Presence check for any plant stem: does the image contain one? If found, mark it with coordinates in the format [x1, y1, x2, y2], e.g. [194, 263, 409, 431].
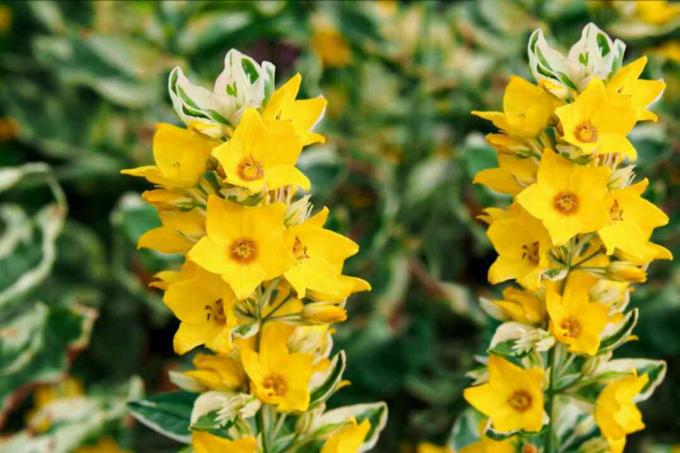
[258, 409, 269, 453]
[544, 343, 558, 453]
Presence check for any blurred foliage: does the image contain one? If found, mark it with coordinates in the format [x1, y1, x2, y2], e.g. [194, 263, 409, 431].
[0, 0, 678, 451]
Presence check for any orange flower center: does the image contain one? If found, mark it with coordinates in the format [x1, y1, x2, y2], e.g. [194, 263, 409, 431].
[553, 192, 579, 215]
[507, 390, 532, 412]
[610, 200, 624, 221]
[262, 373, 287, 397]
[237, 156, 264, 181]
[574, 121, 598, 143]
[521, 241, 540, 266]
[293, 237, 309, 260]
[230, 238, 257, 263]
[560, 316, 582, 338]
[204, 299, 226, 324]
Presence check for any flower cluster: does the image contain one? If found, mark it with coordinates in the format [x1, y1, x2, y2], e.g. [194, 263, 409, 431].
[124, 50, 386, 453]
[457, 24, 670, 453]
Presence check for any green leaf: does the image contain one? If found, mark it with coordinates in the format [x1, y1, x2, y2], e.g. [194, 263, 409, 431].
[310, 351, 346, 407]
[0, 302, 96, 418]
[1, 378, 141, 452]
[127, 391, 197, 443]
[449, 407, 485, 450]
[598, 308, 638, 353]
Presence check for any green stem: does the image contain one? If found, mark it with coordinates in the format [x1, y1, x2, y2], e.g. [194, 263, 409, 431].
[258, 409, 269, 453]
[544, 344, 559, 453]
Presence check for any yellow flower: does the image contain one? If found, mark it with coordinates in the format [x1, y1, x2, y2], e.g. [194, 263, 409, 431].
[653, 40, 680, 63]
[474, 138, 537, 196]
[284, 207, 359, 298]
[546, 274, 610, 356]
[241, 323, 314, 412]
[184, 353, 245, 392]
[607, 57, 665, 122]
[417, 443, 454, 453]
[74, 437, 132, 453]
[635, 0, 680, 25]
[0, 6, 11, 33]
[211, 108, 310, 192]
[472, 76, 560, 138]
[312, 24, 352, 68]
[32, 377, 83, 410]
[492, 287, 545, 325]
[595, 371, 649, 453]
[459, 435, 515, 453]
[192, 432, 257, 453]
[263, 74, 327, 146]
[187, 195, 295, 300]
[517, 149, 611, 246]
[28, 377, 84, 432]
[555, 78, 638, 159]
[598, 179, 672, 263]
[163, 262, 238, 354]
[486, 204, 551, 290]
[321, 418, 371, 453]
[137, 209, 204, 254]
[463, 355, 544, 432]
[121, 124, 216, 188]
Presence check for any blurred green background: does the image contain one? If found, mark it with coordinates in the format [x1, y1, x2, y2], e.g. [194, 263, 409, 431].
[0, 1, 678, 451]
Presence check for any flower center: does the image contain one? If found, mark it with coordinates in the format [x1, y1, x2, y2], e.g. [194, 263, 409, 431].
[204, 299, 226, 324]
[610, 200, 624, 221]
[507, 390, 532, 412]
[574, 121, 598, 143]
[236, 156, 264, 181]
[560, 316, 582, 338]
[521, 241, 540, 266]
[293, 237, 308, 260]
[262, 373, 287, 397]
[553, 192, 579, 215]
[229, 238, 257, 263]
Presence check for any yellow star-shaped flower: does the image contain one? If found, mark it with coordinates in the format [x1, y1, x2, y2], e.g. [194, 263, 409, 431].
[607, 56, 665, 122]
[161, 262, 238, 355]
[321, 418, 371, 453]
[517, 149, 611, 246]
[263, 73, 327, 146]
[472, 76, 561, 138]
[463, 355, 544, 432]
[212, 108, 310, 193]
[192, 432, 256, 453]
[546, 273, 611, 356]
[187, 195, 295, 299]
[598, 178, 672, 263]
[241, 323, 314, 412]
[121, 123, 216, 188]
[486, 204, 551, 290]
[595, 371, 649, 453]
[284, 207, 360, 298]
[555, 78, 638, 159]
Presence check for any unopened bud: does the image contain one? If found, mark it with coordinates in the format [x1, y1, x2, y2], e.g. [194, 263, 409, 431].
[606, 262, 647, 283]
[302, 302, 347, 324]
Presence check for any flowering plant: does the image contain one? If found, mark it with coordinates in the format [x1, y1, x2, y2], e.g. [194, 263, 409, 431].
[124, 49, 387, 452]
[454, 23, 670, 453]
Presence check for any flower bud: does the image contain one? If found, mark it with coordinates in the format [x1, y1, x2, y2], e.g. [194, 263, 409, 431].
[302, 302, 347, 324]
[606, 262, 647, 283]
